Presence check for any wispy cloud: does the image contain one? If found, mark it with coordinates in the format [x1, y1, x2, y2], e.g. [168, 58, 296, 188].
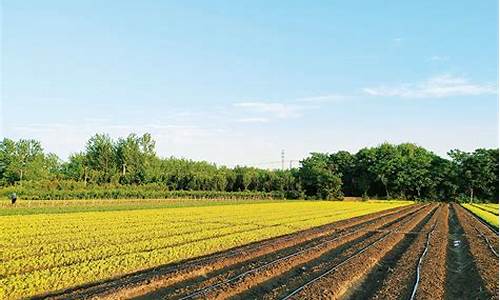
[392, 37, 403, 45]
[236, 117, 269, 123]
[232, 93, 349, 121]
[363, 75, 497, 98]
[429, 55, 450, 61]
[295, 94, 349, 103]
[233, 102, 307, 119]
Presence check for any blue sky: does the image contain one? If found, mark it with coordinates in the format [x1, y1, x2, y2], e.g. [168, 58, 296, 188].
[1, 1, 498, 167]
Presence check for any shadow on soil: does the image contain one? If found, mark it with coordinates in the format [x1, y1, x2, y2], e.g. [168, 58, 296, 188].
[345, 206, 437, 300]
[445, 205, 490, 300]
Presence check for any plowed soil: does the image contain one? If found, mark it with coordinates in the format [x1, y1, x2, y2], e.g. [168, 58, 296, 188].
[453, 203, 499, 300]
[40, 202, 499, 300]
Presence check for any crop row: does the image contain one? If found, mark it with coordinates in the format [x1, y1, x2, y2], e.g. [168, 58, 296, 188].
[1, 206, 391, 274]
[462, 203, 499, 228]
[0, 200, 410, 299]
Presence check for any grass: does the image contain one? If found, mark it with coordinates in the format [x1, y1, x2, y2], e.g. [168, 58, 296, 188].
[0, 199, 411, 299]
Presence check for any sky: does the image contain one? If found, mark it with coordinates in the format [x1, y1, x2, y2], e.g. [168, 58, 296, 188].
[1, 1, 498, 168]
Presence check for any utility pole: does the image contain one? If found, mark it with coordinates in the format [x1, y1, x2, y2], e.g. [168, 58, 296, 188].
[281, 149, 285, 171]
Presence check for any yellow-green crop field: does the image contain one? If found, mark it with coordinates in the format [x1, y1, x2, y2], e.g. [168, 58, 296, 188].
[472, 203, 499, 215]
[0, 199, 411, 299]
[462, 203, 499, 229]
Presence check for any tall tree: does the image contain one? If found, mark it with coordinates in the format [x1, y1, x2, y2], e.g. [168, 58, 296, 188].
[299, 153, 343, 199]
[85, 134, 117, 183]
[329, 151, 355, 196]
[116, 133, 156, 184]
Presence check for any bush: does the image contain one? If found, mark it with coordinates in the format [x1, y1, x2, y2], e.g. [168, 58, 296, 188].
[0, 180, 281, 200]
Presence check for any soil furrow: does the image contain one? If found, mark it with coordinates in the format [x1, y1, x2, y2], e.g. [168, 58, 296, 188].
[413, 203, 449, 300]
[41, 204, 419, 300]
[452, 203, 498, 299]
[361, 204, 445, 300]
[149, 204, 430, 300]
[231, 204, 437, 300]
[445, 204, 490, 299]
[274, 203, 438, 300]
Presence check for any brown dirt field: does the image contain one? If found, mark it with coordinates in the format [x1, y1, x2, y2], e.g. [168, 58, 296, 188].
[44, 204, 420, 300]
[200, 205, 432, 300]
[368, 204, 445, 300]
[133, 204, 429, 299]
[445, 204, 490, 300]
[273, 203, 439, 300]
[45, 203, 499, 300]
[413, 203, 449, 300]
[453, 203, 499, 299]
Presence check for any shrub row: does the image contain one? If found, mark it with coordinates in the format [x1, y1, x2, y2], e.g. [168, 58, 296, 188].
[0, 181, 284, 200]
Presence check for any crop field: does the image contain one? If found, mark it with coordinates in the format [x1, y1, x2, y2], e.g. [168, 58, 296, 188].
[462, 203, 499, 229]
[0, 199, 410, 299]
[1, 200, 498, 300]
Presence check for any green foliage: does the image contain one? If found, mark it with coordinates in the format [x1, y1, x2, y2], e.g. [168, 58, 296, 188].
[298, 153, 343, 200]
[0, 134, 498, 202]
[0, 138, 58, 185]
[0, 200, 410, 299]
[0, 180, 281, 200]
[449, 148, 498, 202]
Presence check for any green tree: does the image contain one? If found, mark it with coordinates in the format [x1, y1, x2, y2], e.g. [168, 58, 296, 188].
[0, 138, 55, 184]
[450, 149, 499, 202]
[61, 152, 88, 183]
[352, 147, 376, 197]
[370, 143, 398, 198]
[116, 133, 156, 184]
[299, 153, 342, 199]
[329, 151, 355, 196]
[85, 134, 117, 183]
[393, 144, 434, 199]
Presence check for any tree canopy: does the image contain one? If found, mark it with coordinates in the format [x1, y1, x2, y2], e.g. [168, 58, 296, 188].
[0, 134, 497, 202]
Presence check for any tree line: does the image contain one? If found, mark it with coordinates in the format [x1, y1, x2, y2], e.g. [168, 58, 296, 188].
[0, 133, 497, 202]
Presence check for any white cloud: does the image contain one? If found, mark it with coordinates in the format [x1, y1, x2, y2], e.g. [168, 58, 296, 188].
[295, 94, 349, 103]
[429, 55, 450, 61]
[232, 94, 351, 121]
[363, 75, 497, 98]
[8, 122, 225, 159]
[233, 102, 306, 119]
[392, 37, 403, 44]
[236, 118, 270, 123]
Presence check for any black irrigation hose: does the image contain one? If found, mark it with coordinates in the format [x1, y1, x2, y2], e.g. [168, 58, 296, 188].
[409, 222, 437, 300]
[279, 206, 433, 300]
[178, 229, 359, 300]
[178, 205, 428, 300]
[38, 205, 421, 300]
[462, 205, 499, 236]
[473, 225, 499, 258]
[280, 233, 391, 300]
[460, 205, 499, 257]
